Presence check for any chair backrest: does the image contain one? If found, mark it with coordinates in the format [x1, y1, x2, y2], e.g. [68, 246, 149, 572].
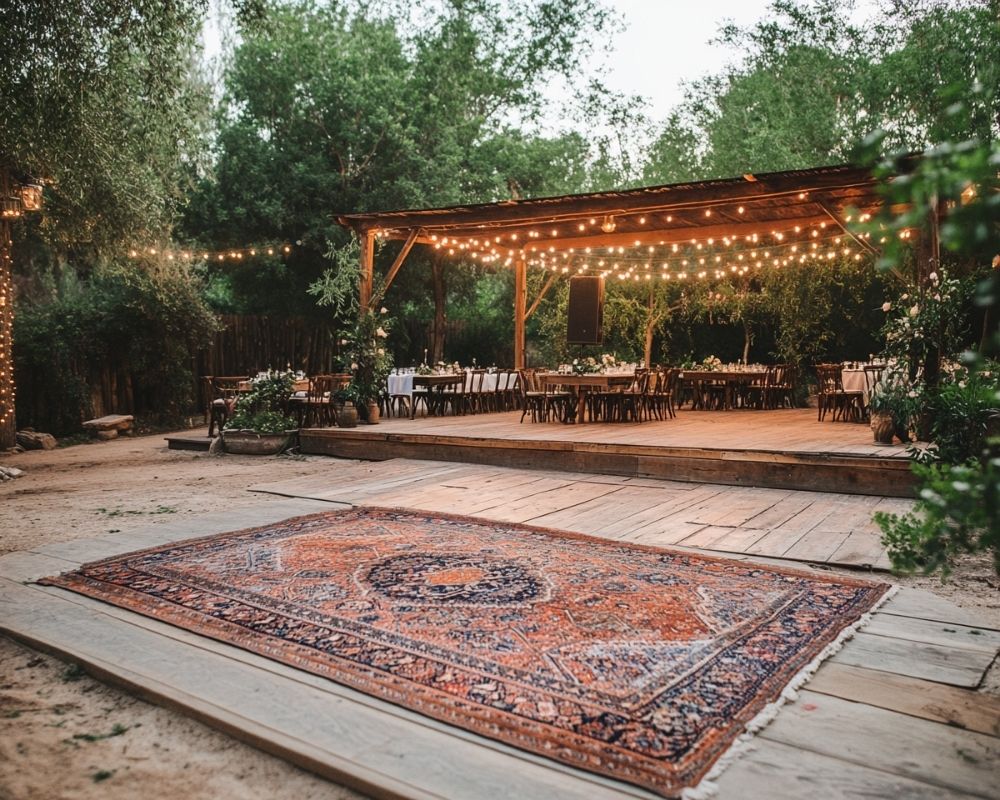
[815, 364, 843, 393]
[308, 374, 337, 400]
[505, 370, 520, 394]
[469, 368, 486, 393]
[518, 368, 537, 395]
[862, 365, 883, 395]
[660, 367, 681, 394]
[633, 369, 650, 394]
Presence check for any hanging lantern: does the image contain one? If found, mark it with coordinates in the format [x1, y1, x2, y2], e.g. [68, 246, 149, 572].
[0, 196, 21, 218]
[600, 215, 616, 233]
[19, 182, 42, 212]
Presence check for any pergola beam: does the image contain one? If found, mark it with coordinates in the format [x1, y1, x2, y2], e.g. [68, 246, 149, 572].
[815, 199, 880, 257]
[372, 227, 421, 307]
[525, 272, 558, 320]
[339, 167, 890, 232]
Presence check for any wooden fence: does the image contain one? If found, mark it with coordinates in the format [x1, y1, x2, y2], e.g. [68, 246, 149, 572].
[15, 315, 341, 432]
[191, 314, 341, 411]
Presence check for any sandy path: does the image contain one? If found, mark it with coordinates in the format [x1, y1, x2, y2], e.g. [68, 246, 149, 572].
[1, 429, 997, 798]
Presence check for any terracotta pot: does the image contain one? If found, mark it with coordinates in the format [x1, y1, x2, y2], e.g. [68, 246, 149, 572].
[366, 401, 380, 424]
[221, 430, 294, 455]
[337, 401, 359, 428]
[870, 412, 895, 445]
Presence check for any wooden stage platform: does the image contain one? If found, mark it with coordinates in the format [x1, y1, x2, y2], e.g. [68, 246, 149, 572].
[300, 408, 915, 498]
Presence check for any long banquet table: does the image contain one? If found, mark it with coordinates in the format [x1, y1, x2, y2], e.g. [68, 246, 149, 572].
[538, 372, 637, 423]
[679, 369, 768, 410]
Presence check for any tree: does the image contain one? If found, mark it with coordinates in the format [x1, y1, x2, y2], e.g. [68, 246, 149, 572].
[0, 0, 252, 446]
[187, 0, 619, 362]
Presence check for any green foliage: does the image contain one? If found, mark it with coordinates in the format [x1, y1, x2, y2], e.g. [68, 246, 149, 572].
[14, 262, 219, 432]
[926, 368, 1000, 464]
[876, 458, 1000, 578]
[340, 309, 394, 407]
[226, 369, 297, 433]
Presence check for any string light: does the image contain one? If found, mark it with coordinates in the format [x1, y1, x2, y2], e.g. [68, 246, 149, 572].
[126, 243, 294, 262]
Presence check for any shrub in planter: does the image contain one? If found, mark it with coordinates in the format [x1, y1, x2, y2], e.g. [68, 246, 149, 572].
[225, 371, 297, 431]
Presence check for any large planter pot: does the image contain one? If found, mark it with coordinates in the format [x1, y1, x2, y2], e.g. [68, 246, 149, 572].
[870, 412, 895, 445]
[337, 401, 359, 428]
[221, 429, 295, 455]
[366, 401, 380, 424]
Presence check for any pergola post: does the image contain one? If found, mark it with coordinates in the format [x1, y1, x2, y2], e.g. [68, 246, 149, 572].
[358, 229, 375, 313]
[514, 254, 527, 369]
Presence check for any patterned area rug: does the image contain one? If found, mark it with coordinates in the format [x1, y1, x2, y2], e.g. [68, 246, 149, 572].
[41, 507, 891, 797]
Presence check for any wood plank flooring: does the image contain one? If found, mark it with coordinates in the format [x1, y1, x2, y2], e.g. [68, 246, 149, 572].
[251, 458, 904, 569]
[1, 492, 997, 800]
[360, 407, 909, 457]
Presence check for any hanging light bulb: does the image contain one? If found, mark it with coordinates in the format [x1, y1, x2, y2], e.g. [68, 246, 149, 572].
[601, 215, 616, 233]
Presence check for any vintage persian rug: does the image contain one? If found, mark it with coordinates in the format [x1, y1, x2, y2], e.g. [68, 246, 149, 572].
[40, 507, 891, 797]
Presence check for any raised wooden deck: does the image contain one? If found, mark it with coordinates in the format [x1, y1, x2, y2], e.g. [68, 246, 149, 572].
[3, 493, 997, 800]
[300, 409, 915, 498]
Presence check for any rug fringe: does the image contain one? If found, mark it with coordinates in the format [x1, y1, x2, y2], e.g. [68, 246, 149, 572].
[680, 582, 899, 800]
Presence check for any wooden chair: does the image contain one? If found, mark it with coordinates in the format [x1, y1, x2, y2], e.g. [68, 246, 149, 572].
[302, 374, 338, 428]
[765, 364, 797, 409]
[620, 368, 650, 422]
[647, 367, 680, 420]
[205, 376, 248, 436]
[518, 369, 546, 423]
[815, 364, 864, 422]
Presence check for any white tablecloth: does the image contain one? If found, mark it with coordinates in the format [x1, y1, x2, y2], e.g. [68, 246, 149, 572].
[842, 369, 867, 394]
[386, 371, 516, 398]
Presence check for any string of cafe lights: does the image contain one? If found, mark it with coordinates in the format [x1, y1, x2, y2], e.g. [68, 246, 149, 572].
[417, 203, 913, 284]
[0, 231, 13, 430]
[126, 243, 294, 262]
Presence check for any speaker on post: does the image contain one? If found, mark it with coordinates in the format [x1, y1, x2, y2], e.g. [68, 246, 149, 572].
[566, 275, 604, 345]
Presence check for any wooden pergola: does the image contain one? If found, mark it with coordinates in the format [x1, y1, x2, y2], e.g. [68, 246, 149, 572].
[337, 162, 913, 368]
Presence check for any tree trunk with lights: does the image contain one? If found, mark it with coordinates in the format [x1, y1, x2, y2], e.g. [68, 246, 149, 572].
[0, 219, 14, 450]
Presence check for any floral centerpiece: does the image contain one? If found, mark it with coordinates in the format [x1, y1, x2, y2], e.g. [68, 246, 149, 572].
[571, 357, 600, 374]
[340, 307, 393, 422]
[701, 355, 723, 371]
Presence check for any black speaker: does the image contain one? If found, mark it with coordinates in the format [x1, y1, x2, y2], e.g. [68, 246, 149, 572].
[567, 276, 604, 345]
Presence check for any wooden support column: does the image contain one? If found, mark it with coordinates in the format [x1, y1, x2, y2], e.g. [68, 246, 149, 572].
[916, 197, 942, 394]
[358, 229, 375, 313]
[514, 254, 527, 369]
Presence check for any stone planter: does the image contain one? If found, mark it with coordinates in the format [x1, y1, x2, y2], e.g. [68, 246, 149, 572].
[366, 401, 380, 424]
[221, 429, 295, 455]
[870, 412, 895, 445]
[337, 401, 359, 428]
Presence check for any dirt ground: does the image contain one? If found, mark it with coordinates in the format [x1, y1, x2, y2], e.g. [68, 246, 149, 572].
[1, 430, 998, 799]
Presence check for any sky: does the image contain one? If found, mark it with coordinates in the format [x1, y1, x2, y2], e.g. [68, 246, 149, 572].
[203, 0, 882, 126]
[598, 0, 786, 120]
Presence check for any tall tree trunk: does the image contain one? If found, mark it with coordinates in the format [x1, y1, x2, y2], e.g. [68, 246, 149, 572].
[643, 284, 655, 368]
[742, 319, 752, 364]
[0, 218, 14, 449]
[431, 257, 446, 363]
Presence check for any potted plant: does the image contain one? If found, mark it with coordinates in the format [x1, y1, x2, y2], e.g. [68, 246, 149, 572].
[868, 369, 918, 445]
[341, 308, 393, 424]
[333, 383, 360, 427]
[222, 370, 298, 455]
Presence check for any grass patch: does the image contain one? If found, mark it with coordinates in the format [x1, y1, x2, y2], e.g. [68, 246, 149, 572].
[72, 723, 131, 742]
[92, 769, 115, 783]
[60, 663, 86, 682]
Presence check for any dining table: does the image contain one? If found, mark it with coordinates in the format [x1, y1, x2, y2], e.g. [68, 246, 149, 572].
[538, 371, 637, 423]
[680, 369, 768, 410]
